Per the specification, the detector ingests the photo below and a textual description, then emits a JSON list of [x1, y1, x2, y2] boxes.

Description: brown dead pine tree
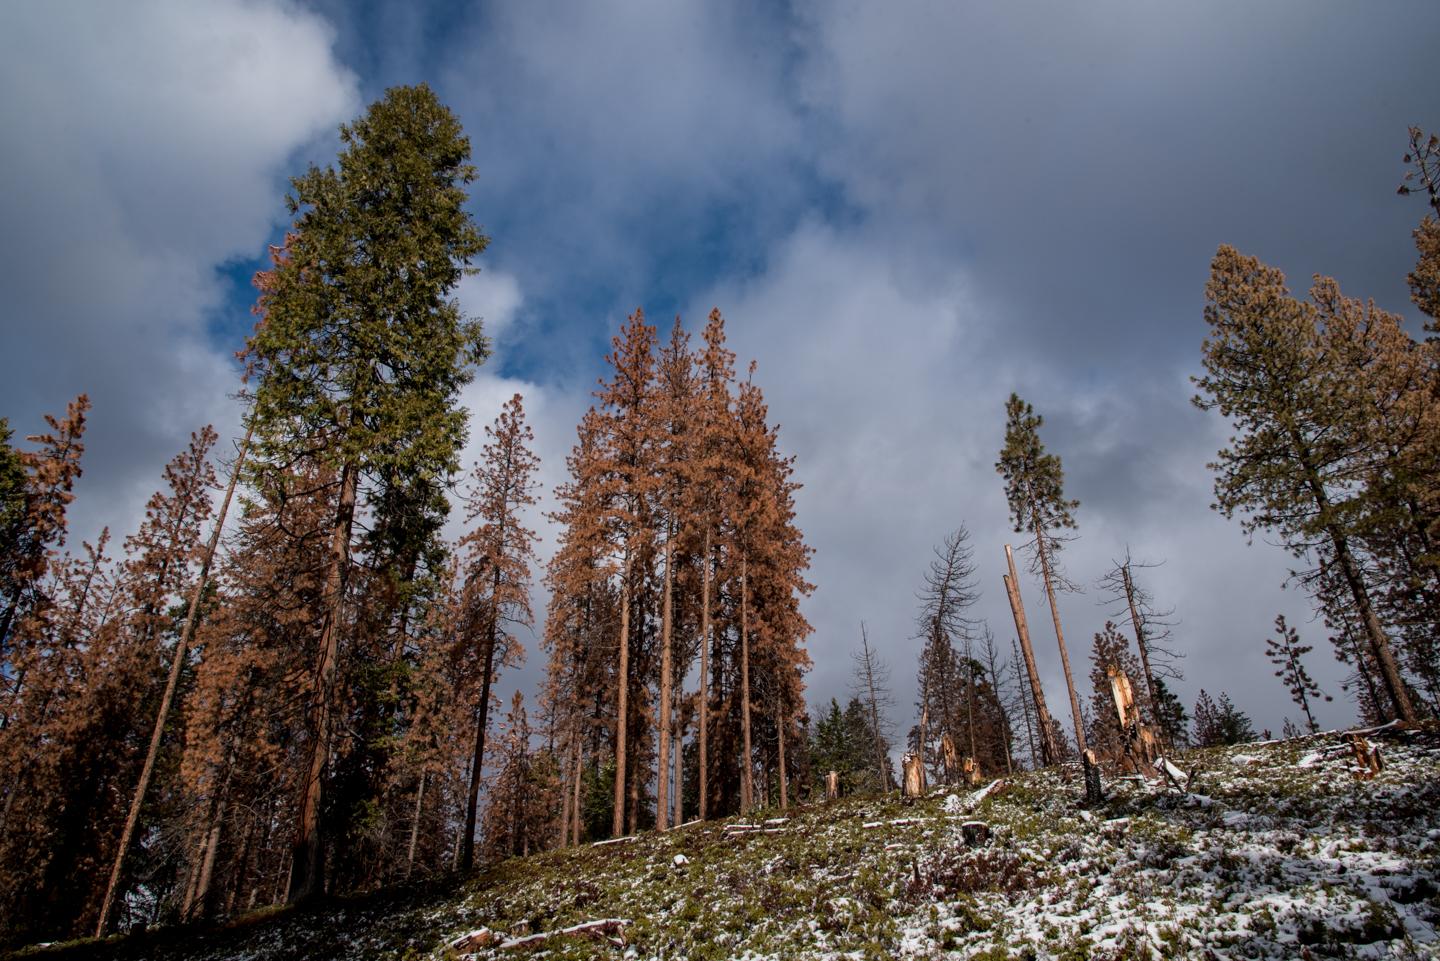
[[458, 395, 540, 870]]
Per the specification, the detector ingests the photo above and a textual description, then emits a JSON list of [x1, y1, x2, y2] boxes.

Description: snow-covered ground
[[24, 726, 1440, 960]]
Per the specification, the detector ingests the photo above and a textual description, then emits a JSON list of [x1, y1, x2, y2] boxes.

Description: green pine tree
[[995, 393, 1087, 755], [1193, 245, 1417, 725], [242, 84, 489, 902]]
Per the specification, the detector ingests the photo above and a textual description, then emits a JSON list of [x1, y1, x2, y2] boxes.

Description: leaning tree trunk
[[96, 425, 250, 932], [1032, 518, 1087, 756], [1004, 544, 1057, 764], [461, 559, 504, 872], [1291, 433, 1417, 724]]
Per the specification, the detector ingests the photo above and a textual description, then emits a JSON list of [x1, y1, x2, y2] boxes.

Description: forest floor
[[11, 724, 1440, 961]]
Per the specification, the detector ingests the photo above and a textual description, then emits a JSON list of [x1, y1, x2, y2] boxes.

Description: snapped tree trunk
[[1004, 545, 1057, 764], [1120, 564, 1165, 748]]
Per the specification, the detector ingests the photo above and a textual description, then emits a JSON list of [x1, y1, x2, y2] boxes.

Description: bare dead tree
[[851, 622, 895, 790], [1097, 549, 1183, 745]]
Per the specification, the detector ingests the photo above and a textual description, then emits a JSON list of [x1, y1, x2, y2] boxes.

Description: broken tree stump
[[961, 755, 982, 787], [1082, 749, 1104, 805], [1349, 734, 1383, 779], [960, 821, 991, 847], [825, 769, 840, 801], [902, 752, 925, 800], [941, 733, 959, 784]]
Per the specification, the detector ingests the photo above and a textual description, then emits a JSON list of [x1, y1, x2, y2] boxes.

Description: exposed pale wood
[[1004, 545, 1058, 764], [902, 752, 924, 799]]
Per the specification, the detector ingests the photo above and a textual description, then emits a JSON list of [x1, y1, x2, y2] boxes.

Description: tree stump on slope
[[902, 752, 925, 800]]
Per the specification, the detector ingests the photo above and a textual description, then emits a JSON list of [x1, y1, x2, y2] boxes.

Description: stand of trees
[[542, 308, 813, 840]]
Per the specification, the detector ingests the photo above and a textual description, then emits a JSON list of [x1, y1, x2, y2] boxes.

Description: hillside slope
[[17, 726, 1439, 961]]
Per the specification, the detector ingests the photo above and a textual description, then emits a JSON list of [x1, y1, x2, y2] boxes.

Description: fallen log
[[447, 918, 632, 954]]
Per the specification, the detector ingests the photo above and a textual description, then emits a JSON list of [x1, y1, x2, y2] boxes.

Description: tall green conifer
[[995, 394, 1088, 756], [242, 84, 488, 900]]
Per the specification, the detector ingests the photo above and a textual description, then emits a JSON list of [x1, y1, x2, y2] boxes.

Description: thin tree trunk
[[965, 643, 977, 761], [1011, 636, 1039, 768], [1120, 563, 1164, 748], [289, 459, 358, 903], [406, 773, 425, 878], [740, 556, 754, 812], [1329, 531, 1417, 723], [656, 536, 674, 830], [776, 692, 788, 811], [191, 801, 225, 919], [1004, 544, 1057, 763], [1289, 429, 1417, 723], [461, 563, 503, 871], [97, 424, 252, 934], [698, 529, 711, 820], [569, 740, 584, 846], [612, 553, 632, 837], [860, 623, 888, 790], [671, 708, 683, 825], [1033, 520, 1087, 755]]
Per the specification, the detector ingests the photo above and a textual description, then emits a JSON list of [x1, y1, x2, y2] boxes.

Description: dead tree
[[1004, 544, 1058, 763]]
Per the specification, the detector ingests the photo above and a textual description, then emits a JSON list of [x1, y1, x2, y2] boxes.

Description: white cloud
[[0, 0, 357, 544], [455, 268, 525, 345]]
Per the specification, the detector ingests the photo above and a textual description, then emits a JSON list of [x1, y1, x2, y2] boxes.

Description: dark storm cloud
[[3, 0, 1435, 747]]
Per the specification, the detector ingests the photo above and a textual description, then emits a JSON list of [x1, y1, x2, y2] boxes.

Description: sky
[[2, 0, 1437, 745]]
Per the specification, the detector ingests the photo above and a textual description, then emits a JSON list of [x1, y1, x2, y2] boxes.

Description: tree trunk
[[289, 458, 358, 903], [776, 693, 788, 811], [860, 623, 888, 790], [461, 560, 504, 872], [1330, 530, 1417, 724], [901, 753, 924, 798], [1033, 521, 1087, 755], [739, 556, 754, 812], [1011, 636, 1039, 769], [671, 707, 683, 826], [569, 739, 584, 846], [1285, 427, 1417, 723], [656, 537, 674, 830], [1003, 544, 1057, 764], [406, 773, 425, 878], [1120, 564, 1164, 748], [698, 529, 711, 821], [612, 553, 632, 837], [96, 425, 252, 933]]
